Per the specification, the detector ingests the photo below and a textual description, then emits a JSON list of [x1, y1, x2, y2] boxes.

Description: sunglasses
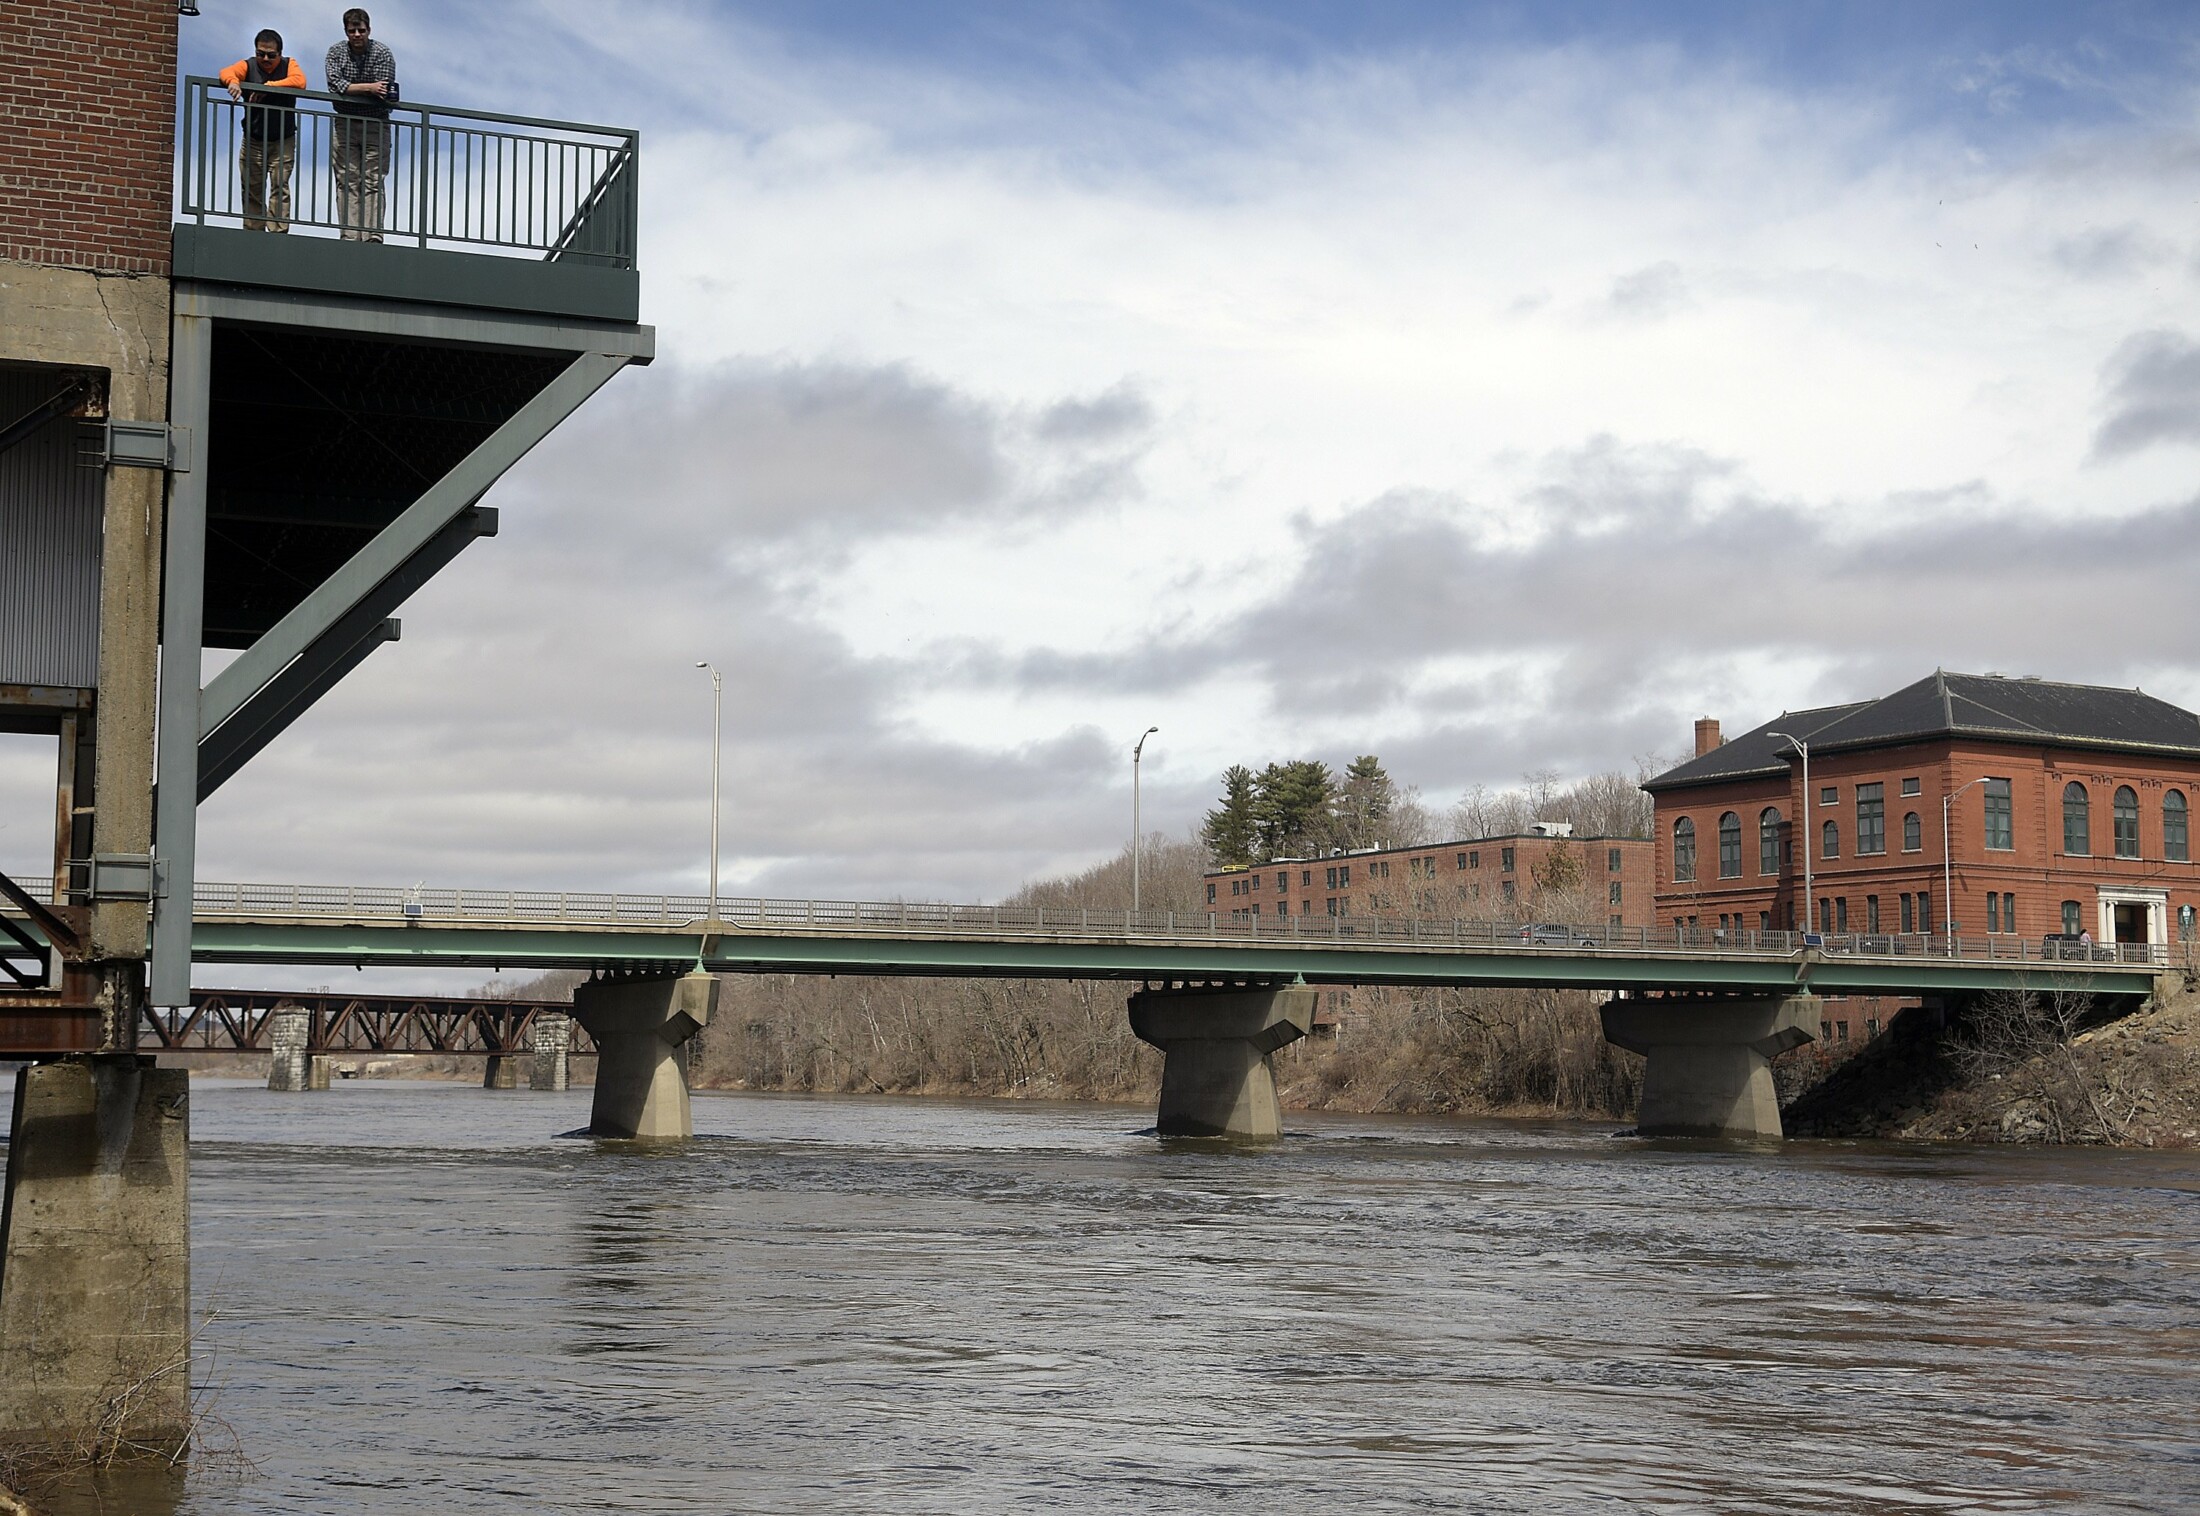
[[256, 48, 280, 57]]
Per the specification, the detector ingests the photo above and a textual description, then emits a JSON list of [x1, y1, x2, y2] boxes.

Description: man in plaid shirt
[[325, 8, 399, 242]]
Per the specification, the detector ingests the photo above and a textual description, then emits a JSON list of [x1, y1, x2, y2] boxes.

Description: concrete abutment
[[529, 1011, 572, 1091], [569, 974, 716, 1139], [0, 1058, 191, 1455], [1128, 984, 1316, 1140], [1600, 995, 1819, 1139]]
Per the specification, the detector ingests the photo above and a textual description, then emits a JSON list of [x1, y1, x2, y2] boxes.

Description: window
[[1821, 820, 1839, 859], [1759, 808, 1781, 874], [1718, 812, 1742, 877], [2064, 781, 2090, 855], [1612, 914, 1625, 929], [1900, 893, 1914, 933], [1902, 777, 1921, 796], [1276, 872, 1288, 892], [1820, 786, 1837, 806], [1501, 847, 1515, 872], [1456, 852, 1468, 869], [2062, 899, 2081, 934], [1250, 873, 1260, 891], [1983, 778, 2012, 850], [1672, 818, 1696, 882], [1339, 865, 1352, 886], [1206, 883, 1216, 903], [1325, 867, 1338, 889], [1302, 870, 1312, 886], [1469, 851, 1480, 869], [1987, 893, 1999, 932], [1856, 783, 1885, 855], [1835, 897, 1848, 932], [1501, 880, 1516, 901], [1609, 881, 1623, 905], [2181, 904, 2195, 941], [2167, 792, 2190, 863], [1866, 895, 1880, 932], [2002, 892, 2016, 931], [1918, 889, 1931, 933], [1326, 898, 1339, 917], [1608, 848, 1623, 872], [1759, 911, 1771, 932], [1903, 811, 1921, 852], [2115, 786, 2140, 859]]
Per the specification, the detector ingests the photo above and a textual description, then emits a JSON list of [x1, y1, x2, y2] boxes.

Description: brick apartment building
[[1645, 671, 2200, 951], [1205, 829, 1654, 928]]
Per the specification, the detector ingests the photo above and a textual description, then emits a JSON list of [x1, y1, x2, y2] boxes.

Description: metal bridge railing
[[177, 77, 638, 266], [177, 879, 2179, 968]]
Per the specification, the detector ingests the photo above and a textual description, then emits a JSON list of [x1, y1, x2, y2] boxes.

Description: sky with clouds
[[10, 0, 2200, 916]]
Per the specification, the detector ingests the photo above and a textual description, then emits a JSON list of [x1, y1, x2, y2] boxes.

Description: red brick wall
[[1205, 834, 1656, 929], [0, 2, 177, 273]]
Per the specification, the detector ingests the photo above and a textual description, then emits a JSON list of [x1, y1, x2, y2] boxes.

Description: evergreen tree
[[1331, 754, 1397, 850], [1254, 759, 1334, 859], [1200, 765, 1261, 866]]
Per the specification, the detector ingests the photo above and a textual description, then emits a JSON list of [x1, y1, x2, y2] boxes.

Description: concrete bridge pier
[[1129, 983, 1316, 1140], [266, 1001, 315, 1092], [483, 1056, 520, 1090], [529, 1011, 573, 1091], [0, 1057, 192, 1454], [1600, 994, 1819, 1139], [569, 973, 717, 1139]]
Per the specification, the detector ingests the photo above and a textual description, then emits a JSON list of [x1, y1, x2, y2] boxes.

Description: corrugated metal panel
[[0, 367, 103, 686]]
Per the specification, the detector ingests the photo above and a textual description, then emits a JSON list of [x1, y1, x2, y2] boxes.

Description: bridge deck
[[157, 881, 2173, 999]]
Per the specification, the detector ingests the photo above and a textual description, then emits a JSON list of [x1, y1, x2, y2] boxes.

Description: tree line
[[1201, 754, 1664, 868]]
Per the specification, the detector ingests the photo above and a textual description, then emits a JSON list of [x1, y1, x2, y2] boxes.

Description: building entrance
[[2114, 902, 2150, 945]]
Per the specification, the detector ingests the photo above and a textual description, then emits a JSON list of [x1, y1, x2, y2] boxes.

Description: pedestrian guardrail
[[177, 77, 638, 266], [159, 879, 2178, 967]]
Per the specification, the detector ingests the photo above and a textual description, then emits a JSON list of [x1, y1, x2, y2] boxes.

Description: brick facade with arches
[[1647, 672, 2200, 953]]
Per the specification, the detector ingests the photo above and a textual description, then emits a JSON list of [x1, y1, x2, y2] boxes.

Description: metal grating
[[0, 365, 102, 685]]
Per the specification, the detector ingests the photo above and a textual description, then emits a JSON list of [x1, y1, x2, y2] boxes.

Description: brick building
[[1645, 672, 2200, 951], [1205, 828, 1654, 928]]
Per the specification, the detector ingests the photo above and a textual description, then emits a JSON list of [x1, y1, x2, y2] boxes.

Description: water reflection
[[1, 1078, 2195, 1513]]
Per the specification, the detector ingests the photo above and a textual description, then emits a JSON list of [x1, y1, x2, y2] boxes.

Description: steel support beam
[[196, 504, 497, 798], [171, 283, 655, 362], [149, 313, 214, 1008], [199, 349, 629, 737], [196, 618, 400, 800]]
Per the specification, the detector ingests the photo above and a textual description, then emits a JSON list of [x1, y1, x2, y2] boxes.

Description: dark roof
[[1645, 672, 2200, 792]]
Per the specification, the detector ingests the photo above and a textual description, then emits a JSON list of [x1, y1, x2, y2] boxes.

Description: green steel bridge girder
[[185, 920, 2165, 1001]]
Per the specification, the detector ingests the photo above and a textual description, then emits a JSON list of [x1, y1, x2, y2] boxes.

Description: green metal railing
[[177, 76, 637, 266]]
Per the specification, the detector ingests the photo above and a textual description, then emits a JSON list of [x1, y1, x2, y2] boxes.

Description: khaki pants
[[333, 118, 388, 242], [240, 134, 296, 233]]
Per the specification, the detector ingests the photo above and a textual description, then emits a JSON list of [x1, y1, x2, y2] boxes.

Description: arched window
[[2063, 782, 2090, 855], [1759, 808, 1782, 874], [2168, 791, 2189, 863], [1821, 820, 1839, 859], [1672, 817, 1696, 883], [2114, 786, 2140, 858], [1903, 811, 1921, 851], [1718, 812, 1742, 877]]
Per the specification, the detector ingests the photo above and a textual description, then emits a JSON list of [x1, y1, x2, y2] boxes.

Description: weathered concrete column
[[568, 973, 716, 1139], [0, 1057, 191, 1455], [528, 1011, 572, 1092], [482, 1056, 519, 1090], [1129, 984, 1316, 1140], [265, 1002, 313, 1092], [1600, 995, 1819, 1139]]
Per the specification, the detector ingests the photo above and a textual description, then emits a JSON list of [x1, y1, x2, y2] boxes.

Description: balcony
[[173, 77, 639, 322]]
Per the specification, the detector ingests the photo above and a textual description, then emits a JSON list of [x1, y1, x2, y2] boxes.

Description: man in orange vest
[[219, 29, 306, 233]]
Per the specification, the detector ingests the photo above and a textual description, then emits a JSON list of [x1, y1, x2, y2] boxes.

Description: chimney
[[1694, 717, 1722, 757]]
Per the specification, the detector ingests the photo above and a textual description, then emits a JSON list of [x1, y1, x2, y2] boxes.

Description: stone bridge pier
[[1129, 982, 1316, 1140], [1600, 993, 1820, 1139], [569, 972, 717, 1139]]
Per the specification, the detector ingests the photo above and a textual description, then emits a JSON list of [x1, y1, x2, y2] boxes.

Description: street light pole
[[1132, 726, 1158, 915], [1943, 775, 1988, 949], [1768, 732, 1812, 935], [695, 661, 722, 924]]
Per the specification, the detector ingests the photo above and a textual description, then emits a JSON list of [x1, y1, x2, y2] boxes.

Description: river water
[[5, 1077, 2198, 1514]]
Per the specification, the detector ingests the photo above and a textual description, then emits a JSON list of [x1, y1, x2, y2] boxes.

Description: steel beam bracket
[[89, 418, 191, 471]]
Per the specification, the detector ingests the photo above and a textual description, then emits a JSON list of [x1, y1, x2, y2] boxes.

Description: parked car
[[1517, 922, 1597, 947], [2041, 933, 2113, 961]]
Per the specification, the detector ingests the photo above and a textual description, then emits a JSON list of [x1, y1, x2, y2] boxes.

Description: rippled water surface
[[8, 1078, 2199, 1513]]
